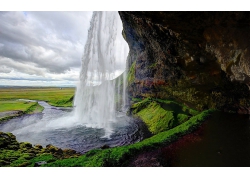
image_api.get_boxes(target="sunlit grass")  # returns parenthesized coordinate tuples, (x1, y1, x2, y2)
(0, 101, 37, 112)
(0, 87, 75, 107)
(0, 101, 44, 122)
(130, 98, 199, 134)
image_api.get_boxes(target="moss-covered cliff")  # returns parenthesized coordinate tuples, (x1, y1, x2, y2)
(119, 11, 250, 113)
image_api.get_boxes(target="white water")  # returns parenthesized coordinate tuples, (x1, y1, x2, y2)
(0, 101, 148, 153)
(74, 11, 129, 137)
(0, 12, 130, 147)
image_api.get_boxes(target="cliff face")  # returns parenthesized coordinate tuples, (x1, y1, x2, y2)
(119, 11, 250, 113)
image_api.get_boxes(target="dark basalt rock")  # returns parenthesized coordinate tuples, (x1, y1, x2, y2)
(119, 11, 250, 113)
(100, 144, 110, 149)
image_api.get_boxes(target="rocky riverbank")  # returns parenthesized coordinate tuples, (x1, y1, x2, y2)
(0, 131, 80, 167)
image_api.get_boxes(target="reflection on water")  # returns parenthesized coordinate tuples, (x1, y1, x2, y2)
(0, 101, 150, 153)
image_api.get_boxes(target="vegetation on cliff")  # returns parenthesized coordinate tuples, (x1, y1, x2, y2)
(130, 98, 199, 134)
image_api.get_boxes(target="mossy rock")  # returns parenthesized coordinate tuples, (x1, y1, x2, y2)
(20, 142, 33, 149)
(131, 98, 200, 134)
(0, 132, 19, 150)
(0, 132, 82, 167)
(34, 144, 43, 149)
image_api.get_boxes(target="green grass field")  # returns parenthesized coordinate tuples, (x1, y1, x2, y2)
(0, 87, 75, 107)
(0, 100, 44, 122)
(0, 101, 37, 112)
(0, 87, 75, 121)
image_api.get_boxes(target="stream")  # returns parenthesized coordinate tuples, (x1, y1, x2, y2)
(0, 101, 150, 153)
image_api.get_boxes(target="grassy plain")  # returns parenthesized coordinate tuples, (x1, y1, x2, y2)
(0, 87, 75, 107)
(0, 87, 75, 121)
(0, 101, 37, 112)
(0, 100, 44, 122)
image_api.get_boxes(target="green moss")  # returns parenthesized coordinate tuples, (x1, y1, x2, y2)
(49, 95, 74, 107)
(27, 154, 57, 167)
(149, 62, 157, 68)
(177, 114, 189, 124)
(131, 98, 152, 114)
(0, 132, 80, 167)
(131, 97, 142, 103)
(127, 61, 136, 86)
(19, 142, 33, 149)
(130, 98, 199, 134)
(137, 101, 175, 134)
(24, 102, 44, 114)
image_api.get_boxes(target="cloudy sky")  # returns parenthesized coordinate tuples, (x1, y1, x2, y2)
(0, 11, 94, 87)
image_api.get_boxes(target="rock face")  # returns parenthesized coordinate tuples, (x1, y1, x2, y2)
(119, 11, 250, 113)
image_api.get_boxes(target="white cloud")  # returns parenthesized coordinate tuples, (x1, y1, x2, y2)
(1, 57, 46, 76)
(0, 65, 12, 73)
(0, 11, 92, 86)
(0, 11, 129, 87)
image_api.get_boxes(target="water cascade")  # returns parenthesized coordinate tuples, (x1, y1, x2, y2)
(0, 12, 150, 153)
(74, 11, 129, 137)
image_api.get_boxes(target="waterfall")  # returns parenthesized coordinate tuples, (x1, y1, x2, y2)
(122, 64, 127, 110)
(74, 11, 129, 138)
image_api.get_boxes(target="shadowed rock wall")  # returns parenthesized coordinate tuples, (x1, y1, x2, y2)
(119, 11, 250, 113)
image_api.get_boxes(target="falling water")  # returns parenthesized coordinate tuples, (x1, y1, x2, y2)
(74, 11, 129, 137)
(0, 12, 151, 153)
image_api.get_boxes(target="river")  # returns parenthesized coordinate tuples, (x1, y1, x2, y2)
(0, 101, 150, 153)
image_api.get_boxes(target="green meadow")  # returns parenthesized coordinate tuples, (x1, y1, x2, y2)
(0, 87, 75, 121)
(0, 101, 38, 113)
(0, 87, 75, 107)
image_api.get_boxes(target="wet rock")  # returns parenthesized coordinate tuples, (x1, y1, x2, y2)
(45, 144, 59, 153)
(0, 132, 19, 150)
(53, 148, 64, 158)
(34, 144, 43, 149)
(62, 149, 80, 158)
(0, 132, 80, 167)
(199, 56, 206, 63)
(34, 161, 47, 167)
(20, 142, 33, 149)
(101, 144, 110, 149)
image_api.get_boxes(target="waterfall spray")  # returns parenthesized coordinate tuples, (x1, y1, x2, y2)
(74, 11, 128, 137)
